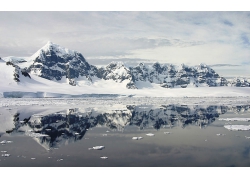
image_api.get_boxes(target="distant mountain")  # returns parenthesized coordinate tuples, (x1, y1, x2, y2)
(2, 42, 250, 89)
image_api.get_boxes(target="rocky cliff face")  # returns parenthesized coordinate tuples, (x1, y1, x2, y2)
(129, 63, 228, 88)
(26, 41, 98, 86)
(5, 61, 31, 82)
(228, 78, 250, 87)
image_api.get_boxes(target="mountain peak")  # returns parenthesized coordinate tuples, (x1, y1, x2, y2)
(31, 42, 77, 59)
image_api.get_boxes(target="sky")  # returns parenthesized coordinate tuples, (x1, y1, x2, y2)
(0, 2, 250, 78)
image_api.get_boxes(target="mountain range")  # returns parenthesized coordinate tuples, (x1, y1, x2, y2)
(1, 41, 249, 89)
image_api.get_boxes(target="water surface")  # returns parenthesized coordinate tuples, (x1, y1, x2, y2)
(1, 103, 250, 167)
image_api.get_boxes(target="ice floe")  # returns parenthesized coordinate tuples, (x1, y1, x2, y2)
(1, 154, 10, 157)
(0, 140, 13, 144)
(132, 137, 143, 140)
(224, 125, 250, 131)
(100, 156, 108, 159)
(164, 132, 172, 134)
(216, 133, 226, 136)
(89, 146, 105, 150)
(26, 132, 49, 138)
(146, 133, 155, 136)
(219, 118, 250, 121)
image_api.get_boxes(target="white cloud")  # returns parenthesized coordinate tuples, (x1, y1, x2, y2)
(0, 11, 249, 76)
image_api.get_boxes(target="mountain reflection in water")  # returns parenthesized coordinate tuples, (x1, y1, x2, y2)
(5, 104, 250, 149)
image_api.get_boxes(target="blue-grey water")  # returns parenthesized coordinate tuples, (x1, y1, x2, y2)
(0, 103, 250, 167)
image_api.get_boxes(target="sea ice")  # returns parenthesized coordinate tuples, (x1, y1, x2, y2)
(216, 134, 226, 136)
(89, 146, 105, 150)
(1, 154, 10, 157)
(224, 125, 250, 131)
(100, 156, 108, 159)
(164, 132, 172, 134)
(146, 133, 155, 136)
(132, 137, 143, 140)
(219, 118, 250, 121)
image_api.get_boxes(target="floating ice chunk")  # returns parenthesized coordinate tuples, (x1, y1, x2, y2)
(31, 158, 36, 160)
(219, 118, 250, 122)
(89, 146, 105, 150)
(245, 136, 250, 139)
(27, 133, 49, 138)
(75, 133, 79, 135)
(216, 134, 225, 136)
(2, 154, 10, 157)
(106, 131, 110, 133)
(224, 125, 250, 131)
(0, 140, 6, 144)
(100, 156, 108, 159)
(93, 146, 105, 150)
(6, 141, 13, 143)
(102, 134, 107, 136)
(164, 132, 172, 134)
(132, 137, 143, 140)
(146, 133, 155, 136)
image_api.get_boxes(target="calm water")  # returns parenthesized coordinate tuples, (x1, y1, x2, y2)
(0, 103, 250, 167)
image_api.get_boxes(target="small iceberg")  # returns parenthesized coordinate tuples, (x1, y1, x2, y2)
(164, 132, 172, 134)
(132, 137, 143, 140)
(224, 125, 250, 131)
(0, 140, 6, 144)
(219, 118, 250, 122)
(216, 134, 226, 136)
(0, 140, 13, 144)
(27, 132, 49, 138)
(100, 156, 108, 159)
(89, 146, 105, 150)
(146, 133, 155, 136)
(2, 154, 10, 157)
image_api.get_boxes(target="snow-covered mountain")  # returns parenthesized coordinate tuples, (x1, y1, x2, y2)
(1, 42, 250, 97)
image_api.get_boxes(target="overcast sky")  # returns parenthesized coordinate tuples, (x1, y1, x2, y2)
(0, 11, 249, 77)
